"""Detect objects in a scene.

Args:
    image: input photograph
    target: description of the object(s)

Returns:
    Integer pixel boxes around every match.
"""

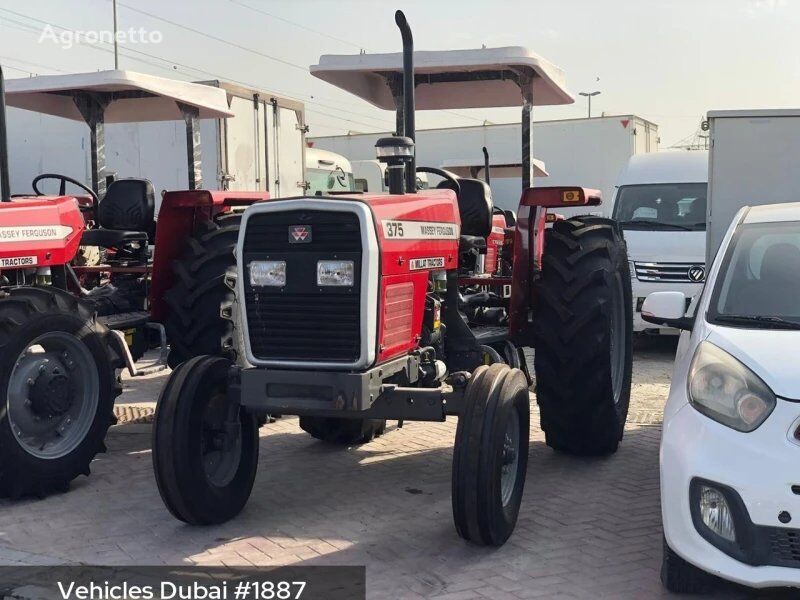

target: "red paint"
[485,214,507,274]
[150,190,270,322]
[620,119,630,129]
[0,196,85,270]
[380,281,415,350]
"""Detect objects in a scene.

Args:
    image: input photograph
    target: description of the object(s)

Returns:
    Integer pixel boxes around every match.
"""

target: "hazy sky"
[1,0,798,147]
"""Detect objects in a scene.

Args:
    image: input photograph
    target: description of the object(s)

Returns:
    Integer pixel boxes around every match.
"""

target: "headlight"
[249,260,286,287]
[687,342,776,432]
[317,260,354,287]
[698,484,736,542]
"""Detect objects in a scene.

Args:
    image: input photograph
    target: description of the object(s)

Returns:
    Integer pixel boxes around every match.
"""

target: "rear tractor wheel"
[452,363,530,546]
[0,287,122,498]
[153,355,259,525]
[165,212,244,367]
[532,216,633,456]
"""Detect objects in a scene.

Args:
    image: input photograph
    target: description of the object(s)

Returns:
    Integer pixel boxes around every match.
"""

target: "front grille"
[768,528,800,567]
[243,209,362,363]
[634,261,705,283]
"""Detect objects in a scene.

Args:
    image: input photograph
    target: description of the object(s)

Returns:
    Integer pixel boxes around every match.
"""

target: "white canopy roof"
[311,47,574,110]
[5,70,234,122]
[441,156,548,178]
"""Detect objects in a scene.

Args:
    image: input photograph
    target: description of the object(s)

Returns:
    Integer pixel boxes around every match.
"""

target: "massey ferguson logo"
[288,225,312,243]
[688,265,706,282]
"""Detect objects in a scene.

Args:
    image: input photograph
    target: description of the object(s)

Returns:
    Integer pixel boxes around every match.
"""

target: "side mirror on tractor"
[641,291,694,331]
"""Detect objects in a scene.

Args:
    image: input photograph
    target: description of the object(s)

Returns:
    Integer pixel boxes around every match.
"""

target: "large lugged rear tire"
[299,416,386,446]
[153,355,259,525]
[0,287,122,498]
[452,364,530,546]
[164,213,243,368]
[532,216,632,456]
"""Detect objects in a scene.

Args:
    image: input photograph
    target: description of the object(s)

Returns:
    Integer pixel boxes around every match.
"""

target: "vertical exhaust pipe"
[0,66,10,202]
[395,10,416,194]
[482,146,491,185]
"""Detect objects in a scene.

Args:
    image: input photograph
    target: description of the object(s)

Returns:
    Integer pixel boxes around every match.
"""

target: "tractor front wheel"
[153,355,259,525]
[0,287,122,498]
[532,216,633,456]
[452,363,530,546]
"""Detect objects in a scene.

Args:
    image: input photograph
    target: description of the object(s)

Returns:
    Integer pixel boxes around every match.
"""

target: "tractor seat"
[456,178,493,239]
[82,178,156,248]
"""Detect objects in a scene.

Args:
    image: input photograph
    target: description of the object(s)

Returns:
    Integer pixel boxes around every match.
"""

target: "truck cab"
[352,159,428,193]
[306,147,355,194]
[611,151,708,333]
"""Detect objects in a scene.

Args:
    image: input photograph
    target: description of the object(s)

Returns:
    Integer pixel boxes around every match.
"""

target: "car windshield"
[709,220,800,328]
[307,167,354,194]
[613,183,707,231]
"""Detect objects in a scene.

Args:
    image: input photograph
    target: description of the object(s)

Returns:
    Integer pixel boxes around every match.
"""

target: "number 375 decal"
[381,220,459,240]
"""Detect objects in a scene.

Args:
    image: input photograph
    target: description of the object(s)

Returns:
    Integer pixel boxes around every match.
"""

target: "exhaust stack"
[0,66,10,202]
[482,146,491,185]
[395,10,416,193]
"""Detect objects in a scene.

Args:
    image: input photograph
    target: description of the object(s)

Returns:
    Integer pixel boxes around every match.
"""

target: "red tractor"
[0,68,268,497]
[153,11,633,546]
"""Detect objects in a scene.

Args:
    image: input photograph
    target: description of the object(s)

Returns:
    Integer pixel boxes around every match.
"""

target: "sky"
[1,0,799,148]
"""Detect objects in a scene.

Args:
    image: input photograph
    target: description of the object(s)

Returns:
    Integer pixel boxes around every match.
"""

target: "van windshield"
[307,167,354,194]
[613,183,707,231]
[709,220,800,328]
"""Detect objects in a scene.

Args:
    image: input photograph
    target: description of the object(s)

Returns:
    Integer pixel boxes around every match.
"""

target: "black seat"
[437,177,493,239]
[82,178,155,248]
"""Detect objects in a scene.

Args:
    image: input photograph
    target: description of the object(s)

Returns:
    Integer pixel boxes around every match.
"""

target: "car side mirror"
[641,291,695,331]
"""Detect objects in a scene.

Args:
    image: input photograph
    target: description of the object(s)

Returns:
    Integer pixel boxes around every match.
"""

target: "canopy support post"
[518,73,534,191]
[73,93,109,198]
[178,102,202,190]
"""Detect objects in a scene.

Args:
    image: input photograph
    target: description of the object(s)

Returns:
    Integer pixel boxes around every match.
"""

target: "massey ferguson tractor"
[152,11,633,547]
[0,68,269,498]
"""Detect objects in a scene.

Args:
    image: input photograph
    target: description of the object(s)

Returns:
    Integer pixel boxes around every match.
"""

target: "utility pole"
[112,0,119,69]
[579,91,601,118]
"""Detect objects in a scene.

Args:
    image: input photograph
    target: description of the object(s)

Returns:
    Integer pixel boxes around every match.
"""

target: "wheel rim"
[500,408,520,506]
[6,332,100,459]
[609,271,627,403]
[201,392,242,488]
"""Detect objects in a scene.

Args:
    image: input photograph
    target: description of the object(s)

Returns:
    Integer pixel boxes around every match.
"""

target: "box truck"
[706,109,800,265]
[7,76,307,207]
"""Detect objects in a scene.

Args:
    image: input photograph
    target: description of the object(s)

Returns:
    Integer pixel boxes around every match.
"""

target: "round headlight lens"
[687,342,776,432]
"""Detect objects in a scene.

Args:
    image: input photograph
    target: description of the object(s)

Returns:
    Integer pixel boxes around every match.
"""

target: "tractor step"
[472,325,508,345]
[98,311,149,330]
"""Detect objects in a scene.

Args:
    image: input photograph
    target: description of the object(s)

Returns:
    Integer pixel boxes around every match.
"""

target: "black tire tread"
[0,287,123,498]
[532,216,633,456]
[298,416,386,445]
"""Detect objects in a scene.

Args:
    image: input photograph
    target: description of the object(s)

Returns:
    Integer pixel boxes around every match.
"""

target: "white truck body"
[611,151,708,333]
[7,79,307,208]
[309,115,658,215]
[707,109,800,265]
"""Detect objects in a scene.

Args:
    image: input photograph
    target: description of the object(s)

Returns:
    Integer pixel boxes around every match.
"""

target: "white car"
[642,202,800,592]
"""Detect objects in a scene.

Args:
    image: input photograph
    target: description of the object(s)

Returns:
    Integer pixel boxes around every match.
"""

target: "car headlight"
[249,260,286,287]
[317,260,354,287]
[687,341,776,432]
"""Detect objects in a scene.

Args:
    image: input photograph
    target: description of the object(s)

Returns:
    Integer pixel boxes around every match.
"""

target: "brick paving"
[0,339,781,598]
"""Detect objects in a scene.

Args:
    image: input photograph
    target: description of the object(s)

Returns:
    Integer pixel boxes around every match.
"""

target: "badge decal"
[288,225,312,243]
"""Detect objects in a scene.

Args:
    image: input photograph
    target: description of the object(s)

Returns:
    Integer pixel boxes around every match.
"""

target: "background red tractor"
[0,67,268,497]
[152,11,633,547]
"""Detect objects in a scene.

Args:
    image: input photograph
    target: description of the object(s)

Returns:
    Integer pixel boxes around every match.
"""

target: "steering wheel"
[416,166,461,198]
[32,173,99,213]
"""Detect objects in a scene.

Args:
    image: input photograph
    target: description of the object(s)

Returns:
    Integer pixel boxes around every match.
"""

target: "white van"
[352,159,428,193]
[611,151,708,333]
[306,147,355,194]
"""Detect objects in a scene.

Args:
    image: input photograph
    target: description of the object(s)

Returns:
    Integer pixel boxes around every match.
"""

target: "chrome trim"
[633,261,706,283]
[236,198,379,370]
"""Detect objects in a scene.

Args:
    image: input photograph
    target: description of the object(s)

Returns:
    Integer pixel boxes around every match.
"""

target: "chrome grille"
[634,261,705,283]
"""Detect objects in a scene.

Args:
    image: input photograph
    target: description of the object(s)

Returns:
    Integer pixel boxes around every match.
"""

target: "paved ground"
[0,338,788,598]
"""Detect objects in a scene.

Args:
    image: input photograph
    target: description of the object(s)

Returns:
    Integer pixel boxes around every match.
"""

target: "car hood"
[706,326,800,400]
[623,229,705,263]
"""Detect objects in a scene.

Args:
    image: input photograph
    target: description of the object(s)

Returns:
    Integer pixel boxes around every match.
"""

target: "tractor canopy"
[310,47,574,109]
[4,70,233,122]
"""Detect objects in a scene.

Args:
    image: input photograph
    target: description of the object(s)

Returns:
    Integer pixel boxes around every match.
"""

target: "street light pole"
[112,0,119,69]
[579,91,601,118]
